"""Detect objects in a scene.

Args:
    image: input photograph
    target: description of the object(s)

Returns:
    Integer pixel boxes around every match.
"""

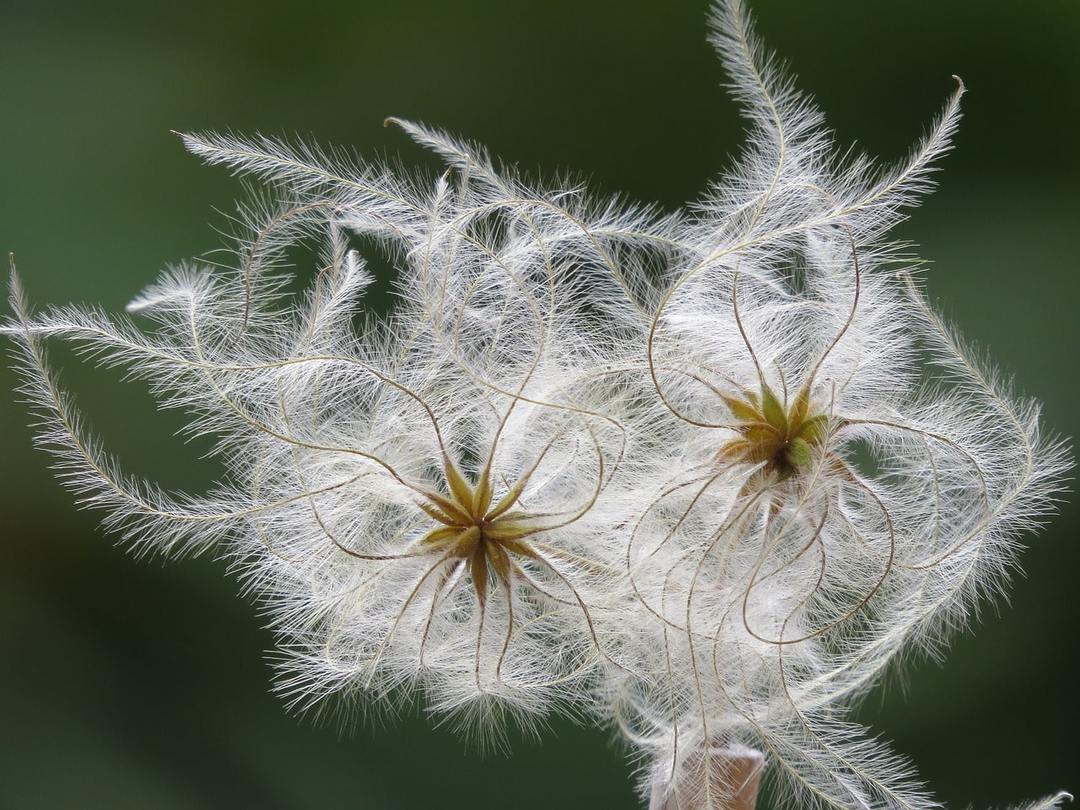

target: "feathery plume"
[3,1,1069,807]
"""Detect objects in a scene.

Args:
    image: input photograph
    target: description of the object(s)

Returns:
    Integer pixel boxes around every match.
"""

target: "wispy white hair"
[2,0,1069,807]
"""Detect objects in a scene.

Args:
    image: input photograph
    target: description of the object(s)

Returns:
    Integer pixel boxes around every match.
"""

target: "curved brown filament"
[623,461,763,638]
[439,256,628,493]
[483,424,606,544]
[739,458,896,647]
[498,437,581,515]
[363,550,457,689]
[16,289,406,540]
[732,270,767,389]
[494,551,516,682]
[682,486,771,752]
[837,416,990,510]
[699,441,830,646]
[225,351,454,460]
[531,542,620,577]
[752,503,830,588]
[510,561,577,607]
[526,547,631,677]
[277,387,438,562]
[799,220,861,394]
[386,127,664,314]
[307,498,427,561]
[438,197,559,480]
[836,415,994,571]
[650,366,753,431]
[646,280,761,430]
[631,464,734,561]
[234,200,336,339]
[473,569,489,693]
[417,558,467,669]
[775,583,923,810]
[625,466,744,632]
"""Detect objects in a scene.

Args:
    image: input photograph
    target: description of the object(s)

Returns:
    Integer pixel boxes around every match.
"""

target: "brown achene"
[417,452,547,607]
[718,382,829,480]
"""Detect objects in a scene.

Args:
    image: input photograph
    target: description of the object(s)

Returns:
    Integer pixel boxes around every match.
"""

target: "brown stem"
[649,745,764,810]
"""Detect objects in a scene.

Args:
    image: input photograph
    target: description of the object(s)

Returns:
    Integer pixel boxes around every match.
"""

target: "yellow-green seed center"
[719,382,829,478]
[416,454,540,604]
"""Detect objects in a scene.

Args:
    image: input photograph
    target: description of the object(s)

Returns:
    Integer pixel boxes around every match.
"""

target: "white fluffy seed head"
[2,1,1070,807]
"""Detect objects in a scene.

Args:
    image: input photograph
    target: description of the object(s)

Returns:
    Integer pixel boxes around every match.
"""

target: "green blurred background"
[1,0,1077,807]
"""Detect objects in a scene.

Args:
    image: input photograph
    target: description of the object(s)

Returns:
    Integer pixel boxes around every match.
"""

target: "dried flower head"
[3,1,1071,808]
[607,3,1071,809]
[5,156,663,737]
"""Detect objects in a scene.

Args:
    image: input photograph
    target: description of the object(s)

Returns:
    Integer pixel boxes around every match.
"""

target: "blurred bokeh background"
[1,0,1077,807]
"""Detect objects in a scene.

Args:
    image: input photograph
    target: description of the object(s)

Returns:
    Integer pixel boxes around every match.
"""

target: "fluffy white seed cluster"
[4,2,1070,809]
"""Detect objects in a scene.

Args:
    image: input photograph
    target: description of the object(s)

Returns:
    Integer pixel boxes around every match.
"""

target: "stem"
[649,745,764,810]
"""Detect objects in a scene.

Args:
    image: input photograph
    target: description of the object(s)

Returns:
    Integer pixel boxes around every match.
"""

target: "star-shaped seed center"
[718,382,830,478]
[416,454,540,604]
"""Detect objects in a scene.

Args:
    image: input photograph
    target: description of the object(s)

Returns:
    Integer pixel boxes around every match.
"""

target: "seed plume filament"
[5,4,1071,806]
